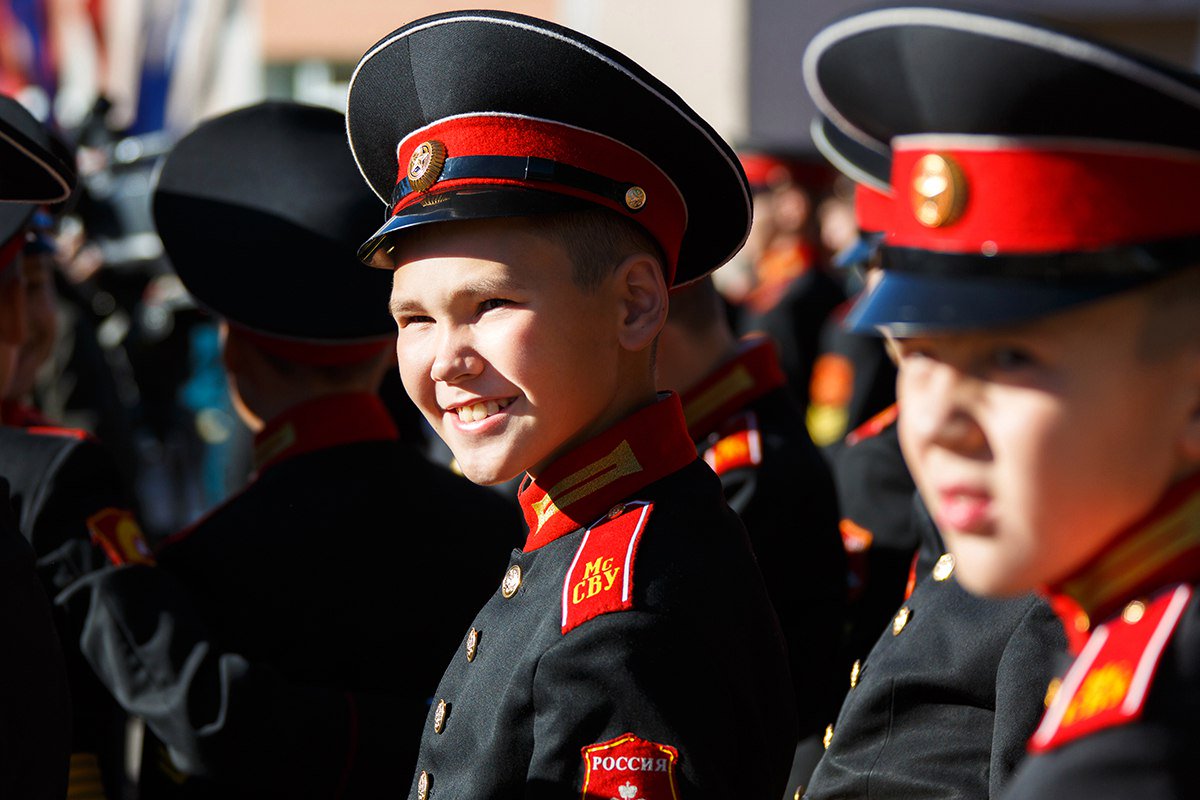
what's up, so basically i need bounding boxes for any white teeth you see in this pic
[455,399,511,423]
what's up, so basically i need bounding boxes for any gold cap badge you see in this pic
[624,185,647,211]
[408,140,447,192]
[911,153,966,227]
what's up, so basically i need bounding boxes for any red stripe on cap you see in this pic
[854,182,892,234]
[888,141,1200,254]
[233,325,392,366]
[394,115,686,281]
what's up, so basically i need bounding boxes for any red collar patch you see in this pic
[680,336,785,441]
[88,508,155,566]
[561,501,653,634]
[253,392,398,473]
[700,411,762,477]
[1029,583,1192,753]
[519,394,694,551]
[581,733,680,800]
[0,400,54,428]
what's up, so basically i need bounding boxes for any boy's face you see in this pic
[389,220,629,485]
[891,287,1200,596]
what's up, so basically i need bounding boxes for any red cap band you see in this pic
[232,325,392,367]
[394,115,686,279]
[888,137,1200,254]
[854,182,892,234]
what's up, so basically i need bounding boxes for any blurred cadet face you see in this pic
[891,287,1200,597]
[389,218,631,486]
[8,252,57,400]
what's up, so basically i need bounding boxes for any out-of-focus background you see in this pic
[3,0,1198,539]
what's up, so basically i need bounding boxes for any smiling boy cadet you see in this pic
[346,10,798,799]
[805,5,1200,798]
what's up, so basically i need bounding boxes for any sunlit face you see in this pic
[389,220,626,485]
[892,289,1200,596]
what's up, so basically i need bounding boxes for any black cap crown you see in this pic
[154,102,394,345]
[346,10,750,286]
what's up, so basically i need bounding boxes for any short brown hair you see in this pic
[537,208,666,292]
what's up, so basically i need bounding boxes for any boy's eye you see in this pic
[397,314,434,328]
[986,346,1036,371]
[478,298,512,313]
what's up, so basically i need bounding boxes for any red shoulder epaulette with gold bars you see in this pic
[561,502,654,634]
[701,411,762,477]
[1029,583,1192,753]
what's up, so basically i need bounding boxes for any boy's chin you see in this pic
[943,536,1039,598]
[452,453,524,487]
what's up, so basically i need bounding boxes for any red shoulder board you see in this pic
[561,502,653,634]
[581,733,680,800]
[26,425,91,441]
[1029,583,1192,753]
[87,508,156,566]
[844,403,898,447]
[701,411,762,477]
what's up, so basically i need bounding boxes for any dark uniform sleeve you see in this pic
[22,436,141,798]
[989,596,1068,797]
[59,564,422,798]
[0,478,71,800]
[531,607,796,799]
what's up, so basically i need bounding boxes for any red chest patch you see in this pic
[562,502,653,634]
[580,733,680,800]
[1029,583,1192,753]
[702,411,762,476]
[87,508,155,566]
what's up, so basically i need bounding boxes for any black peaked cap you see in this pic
[804,5,1200,151]
[810,116,890,194]
[346,9,750,286]
[154,102,394,341]
[803,5,1200,333]
[0,96,75,204]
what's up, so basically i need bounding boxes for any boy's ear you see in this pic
[612,252,668,353]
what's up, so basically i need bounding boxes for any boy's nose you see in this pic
[430,328,483,384]
[901,362,988,459]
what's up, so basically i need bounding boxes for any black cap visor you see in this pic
[359,186,596,269]
[845,268,1154,335]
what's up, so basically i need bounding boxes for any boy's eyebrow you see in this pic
[388,275,525,318]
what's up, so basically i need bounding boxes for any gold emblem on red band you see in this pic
[408,140,447,192]
[624,185,647,211]
[911,153,966,228]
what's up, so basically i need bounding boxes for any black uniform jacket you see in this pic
[407,393,798,800]
[0,423,142,794]
[806,495,1066,800]
[0,476,71,800]
[680,335,846,738]
[1004,472,1200,799]
[829,406,920,670]
[120,392,520,797]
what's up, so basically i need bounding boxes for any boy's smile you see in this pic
[388,219,648,486]
[891,286,1200,597]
